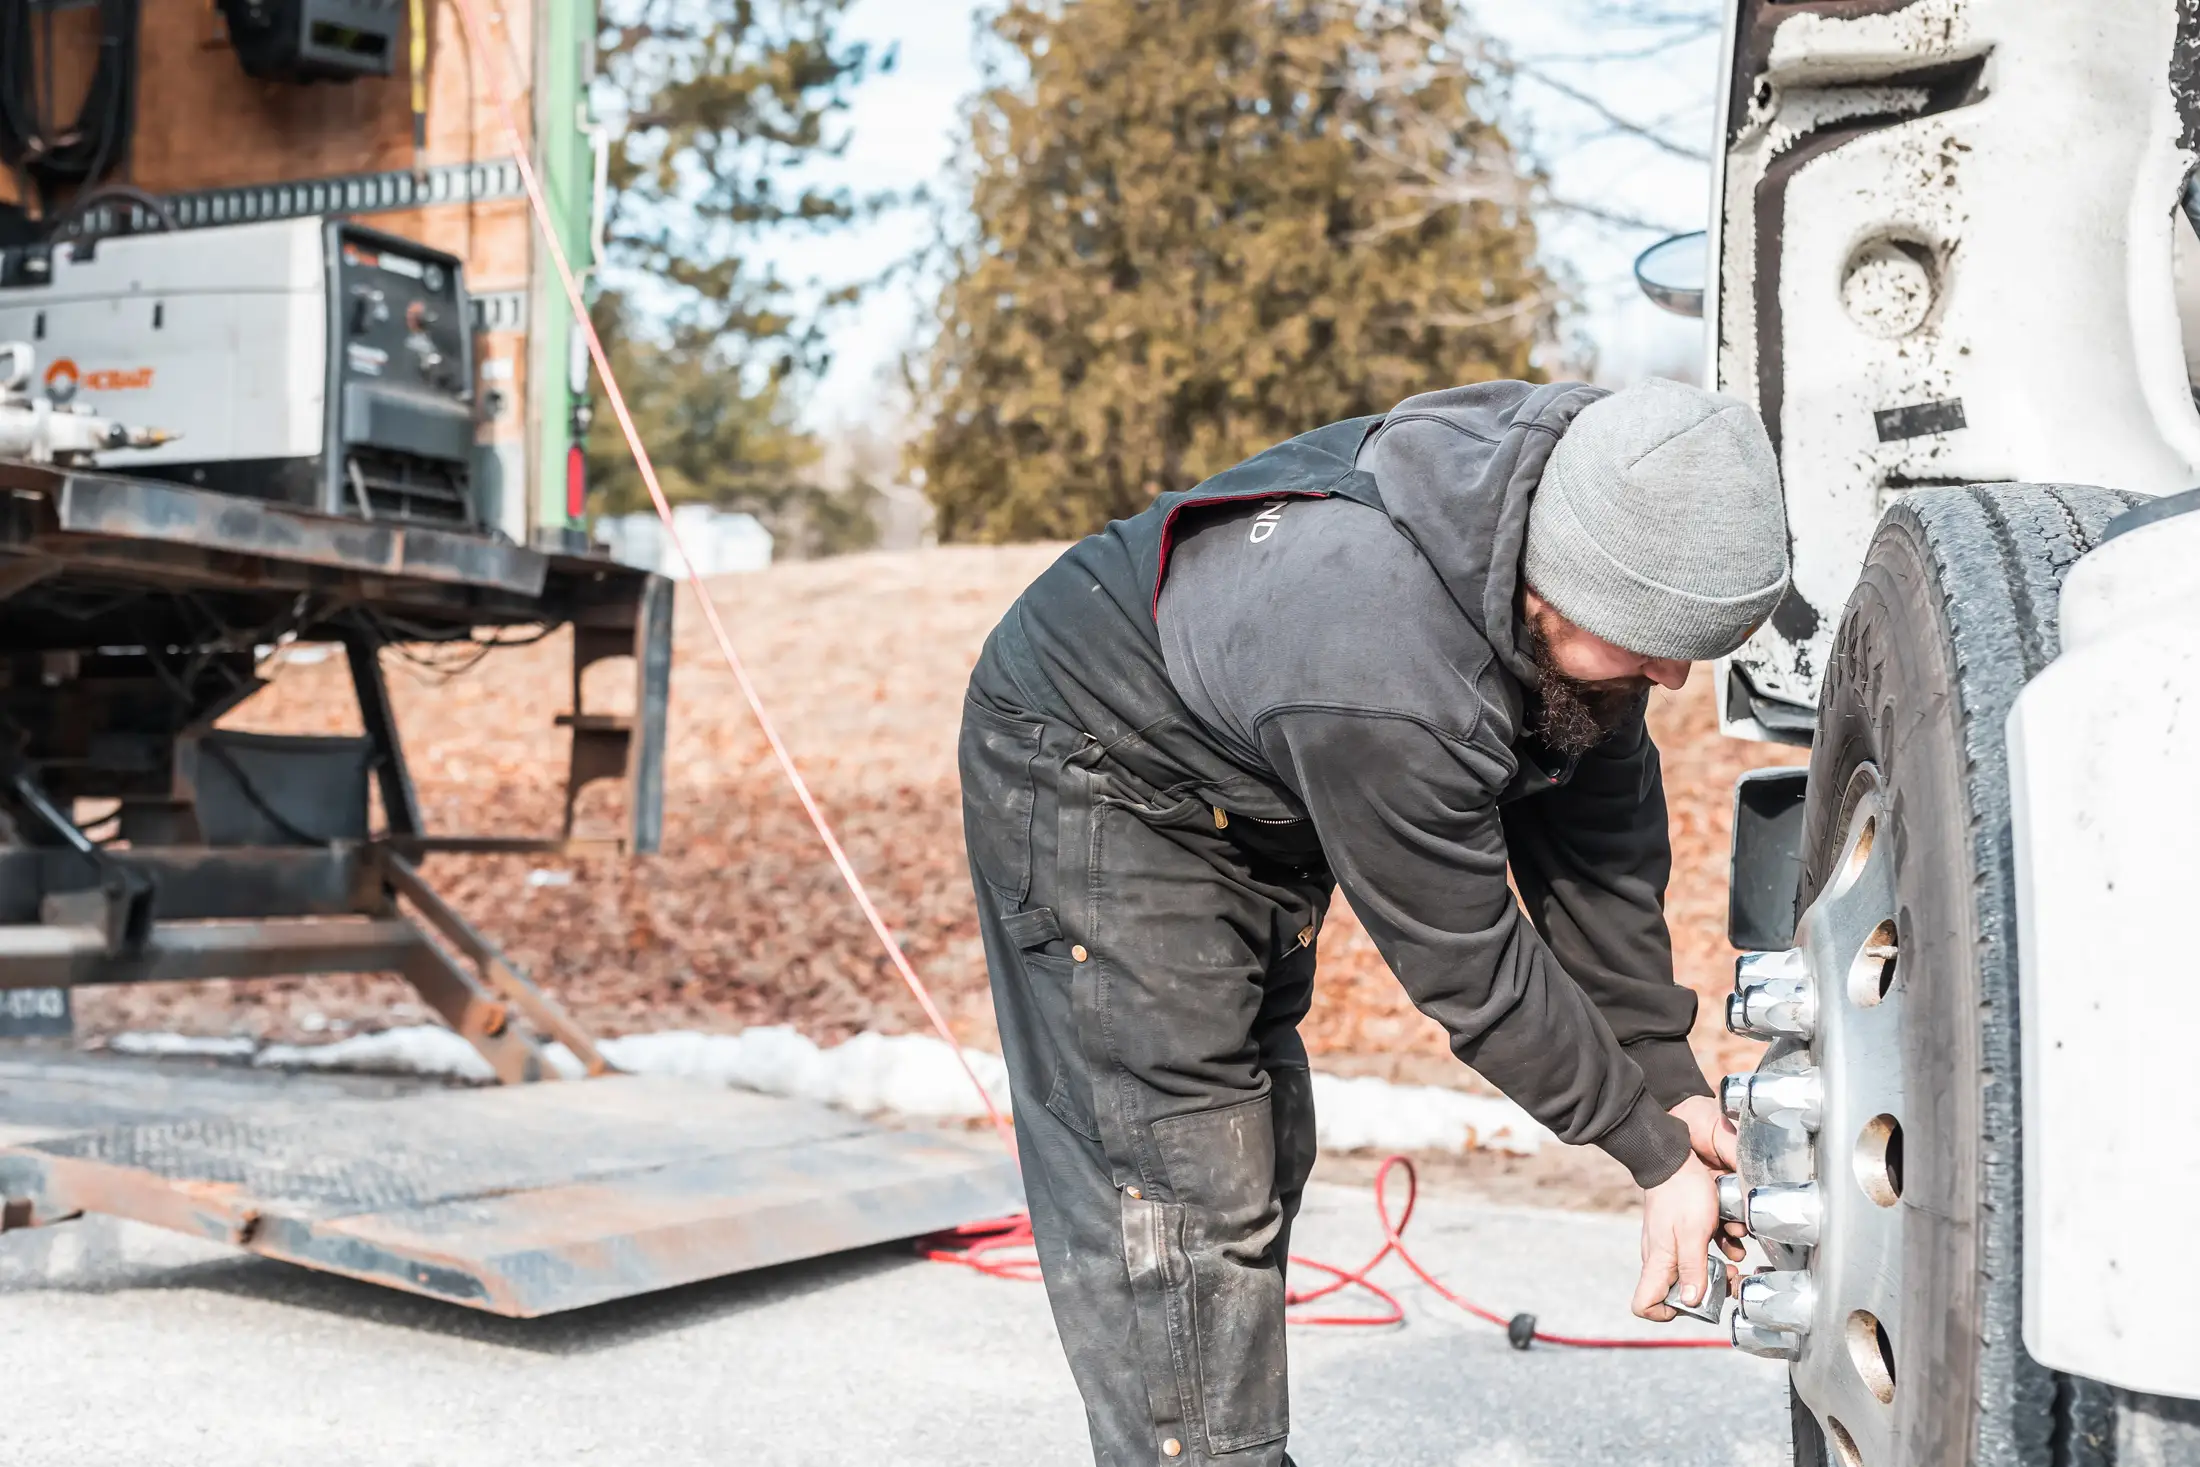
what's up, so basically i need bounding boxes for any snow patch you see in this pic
[102,1026,1545,1157]
[105,1033,258,1061]
[537,1028,1015,1118]
[257,1028,495,1083]
[1309,1072,1548,1157]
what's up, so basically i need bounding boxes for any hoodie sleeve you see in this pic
[1255,706,1693,1187]
[1500,708,1711,1109]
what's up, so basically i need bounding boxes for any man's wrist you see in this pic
[1623,1035,1715,1110]
[1595,1090,1694,1188]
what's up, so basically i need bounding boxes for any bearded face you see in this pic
[1524,607,1651,757]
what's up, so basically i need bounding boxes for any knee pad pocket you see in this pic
[1151,1094,1289,1453]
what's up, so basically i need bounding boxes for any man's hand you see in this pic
[1671,1093,1739,1171]
[1671,1094,1750,1267]
[1632,1153,1727,1321]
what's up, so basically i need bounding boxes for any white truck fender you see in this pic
[2009,502,2200,1400]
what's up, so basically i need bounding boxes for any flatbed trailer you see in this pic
[0,447,1018,1317]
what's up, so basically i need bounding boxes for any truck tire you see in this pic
[1759,484,2200,1466]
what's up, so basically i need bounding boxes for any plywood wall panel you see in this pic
[371,197,532,291]
[3,0,537,199]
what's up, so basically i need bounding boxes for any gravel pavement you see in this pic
[0,1057,1790,1466]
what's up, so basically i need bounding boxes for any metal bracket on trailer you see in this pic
[558,573,674,852]
[381,851,610,1076]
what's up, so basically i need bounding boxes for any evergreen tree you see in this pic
[914,0,1552,542]
[585,0,877,538]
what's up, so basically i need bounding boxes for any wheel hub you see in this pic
[1724,765,1908,1464]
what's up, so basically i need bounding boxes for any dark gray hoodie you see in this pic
[971,381,1703,1186]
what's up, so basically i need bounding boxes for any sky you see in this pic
[722,0,1722,435]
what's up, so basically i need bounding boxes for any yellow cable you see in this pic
[409,0,429,170]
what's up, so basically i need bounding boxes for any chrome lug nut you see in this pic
[1716,1172,1746,1225]
[1731,1315,1802,1360]
[1727,949,1817,1039]
[1721,1069,1823,1131]
[1739,1270,1817,1334]
[1745,1182,1822,1246]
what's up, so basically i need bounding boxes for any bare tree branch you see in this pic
[1518,25,1720,66]
[1369,11,1711,166]
[1574,0,1722,28]
[1510,63,1710,162]
[1423,292,1558,330]
[1569,99,1713,154]
[1542,194,1687,233]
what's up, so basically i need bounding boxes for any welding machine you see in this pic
[0,216,479,525]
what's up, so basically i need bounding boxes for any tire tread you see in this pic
[2116,1391,2200,1467]
[1793,484,2141,1467]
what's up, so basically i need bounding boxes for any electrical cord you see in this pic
[0,0,143,216]
[353,609,557,686]
[40,181,175,238]
[920,1155,1732,1350]
[198,736,330,847]
[383,639,498,683]
[362,605,557,647]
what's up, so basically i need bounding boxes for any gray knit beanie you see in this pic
[1524,377,1788,661]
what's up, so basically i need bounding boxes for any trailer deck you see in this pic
[0,1054,1019,1317]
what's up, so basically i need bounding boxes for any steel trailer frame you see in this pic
[0,457,1024,1316]
[0,454,668,1071]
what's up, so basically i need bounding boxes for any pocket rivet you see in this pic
[1212,806,1229,829]
[1162,1440,1182,1457]
[1125,1185,1143,1200]
[1072,944,1090,963]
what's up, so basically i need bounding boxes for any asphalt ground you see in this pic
[0,1054,1790,1466]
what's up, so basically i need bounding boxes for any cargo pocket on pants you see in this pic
[1020,949,1100,1143]
[958,699,1045,904]
[1151,1093,1288,1454]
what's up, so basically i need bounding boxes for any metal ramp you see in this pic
[0,1072,1022,1316]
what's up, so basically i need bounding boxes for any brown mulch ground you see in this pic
[76,544,1803,1202]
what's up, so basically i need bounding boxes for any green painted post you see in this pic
[529,0,597,542]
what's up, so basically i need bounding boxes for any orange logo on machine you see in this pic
[43,358,152,393]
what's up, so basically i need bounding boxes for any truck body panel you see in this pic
[1710,0,2200,735]
[2010,505,2200,1399]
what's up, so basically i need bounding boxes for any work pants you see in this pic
[960,701,1330,1467]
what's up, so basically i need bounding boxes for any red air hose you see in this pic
[450,0,1727,1355]
[921,1155,1730,1350]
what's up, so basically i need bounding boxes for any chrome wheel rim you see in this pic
[1727,764,1908,1462]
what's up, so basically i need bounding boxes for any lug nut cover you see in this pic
[1724,1070,1824,1131]
[1729,949,1818,1039]
[1739,1270,1817,1333]
[1720,1072,1751,1122]
[1716,1172,1746,1224]
[1746,1182,1823,1246]
[1732,1315,1802,1360]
